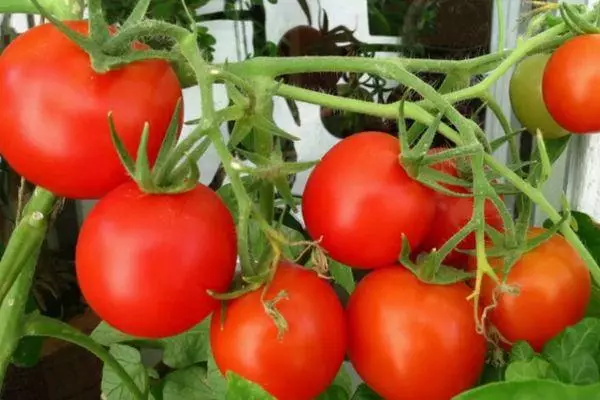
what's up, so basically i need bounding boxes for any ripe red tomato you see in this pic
[475,228,591,351]
[302,132,436,269]
[76,182,237,338]
[0,21,182,199]
[347,266,486,400]
[210,262,347,400]
[542,34,600,134]
[419,151,503,267]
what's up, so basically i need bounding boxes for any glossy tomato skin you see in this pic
[347,267,486,400]
[509,54,568,139]
[302,132,436,269]
[210,262,347,400]
[477,228,591,352]
[0,21,182,199]
[419,152,503,267]
[76,182,236,338]
[542,34,600,134]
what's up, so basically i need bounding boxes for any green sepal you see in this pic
[108,113,137,178]
[134,123,155,190]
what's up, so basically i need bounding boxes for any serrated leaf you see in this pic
[162,366,218,400]
[225,371,275,400]
[552,353,600,385]
[160,319,210,369]
[101,344,150,400]
[510,341,536,363]
[543,318,600,365]
[505,357,553,382]
[91,322,138,346]
[329,260,355,294]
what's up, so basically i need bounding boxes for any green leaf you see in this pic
[207,349,227,398]
[318,365,353,399]
[351,384,382,400]
[162,366,221,400]
[225,371,275,400]
[510,341,536,362]
[12,335,44,368]
[570,211,600,265]
[552,353,599,385]
[91,322,138,346]
[101,344,150,400]
[454,380,600,399]
[317,385,350,400]
[505,357,553,382]
[587,284,600,318]
[543,135,571,165]
[329,260,356,294]
[160,319,210,369]
[430,264,473,285]
[543,318,600,365]
[478,362,506,385]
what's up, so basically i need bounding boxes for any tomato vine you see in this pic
[1,0,600,399]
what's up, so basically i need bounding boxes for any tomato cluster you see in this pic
[1,18,596,400]
[301,131,591,399]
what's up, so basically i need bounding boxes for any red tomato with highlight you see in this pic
[210,262,347,400]
[476,228,591,351]
[0,21,182,199]
[347,267,486,400]
[76,182,237,338]
[542,34,600,134]
[419,151,503,267]
[302,132,436,269]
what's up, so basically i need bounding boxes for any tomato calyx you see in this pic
[29,0,188,74]
[398,236,473,285]
[109,100,202,195]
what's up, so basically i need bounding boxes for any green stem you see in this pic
[0,252,40,386]
[179,33,258,277]
[0,188,55,385]
[0,211,48,305]
[229,51,510,78]
[485,157,600,283]
[254,80,276,224]
[274,83,462,144]
[22,315,144,400]
[0,0,83,18]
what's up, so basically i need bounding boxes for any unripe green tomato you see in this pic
[509,53,569,139]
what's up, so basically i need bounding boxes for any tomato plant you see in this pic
[347,266,487,400]
[474,228,591,352]
[1,1,600,400]
[510,53,568,139]
[210,261,347,400]
[542,34,600,134]
[302,132,436,269]
[418,150,503,267]
[76,181,237,338]
[0,20,182,199]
